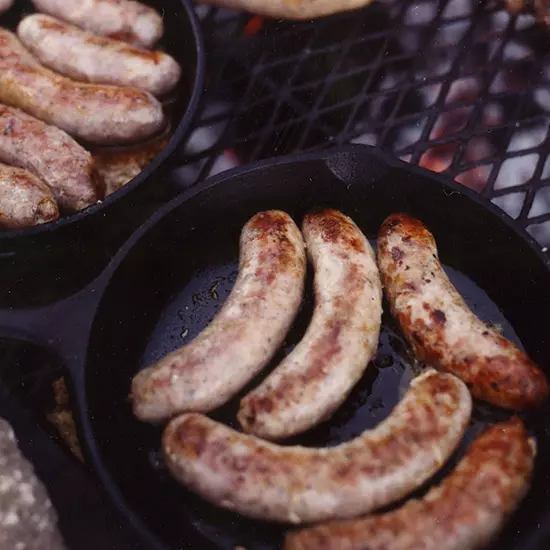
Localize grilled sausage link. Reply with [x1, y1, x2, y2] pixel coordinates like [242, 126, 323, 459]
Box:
[163, 370, 472, 524]
[0, 163, 59, 228]
[239, 210, 382, 440]
[284, 417, 535, 550]
[377, 213, 548, 410]
[30, 0, 163, 48]
[0, 0, 12, 16]
[18, 15, 181, 97]
[0, 29, 164, 145]
[195, 0, 375, 20]
[132, 211, 307, 423]
[0, 104, 97, 211]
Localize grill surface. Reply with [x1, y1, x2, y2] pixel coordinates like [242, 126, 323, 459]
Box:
[183, 0, 550, 253]
[1, 0, 550, 539]
[5, 0, 550, 447]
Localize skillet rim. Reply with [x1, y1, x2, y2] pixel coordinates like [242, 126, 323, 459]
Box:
[72, 143, 550, 550]
[0, 0, 206, 243]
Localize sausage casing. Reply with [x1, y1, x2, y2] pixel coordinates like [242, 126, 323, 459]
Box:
[0, 0, 12, 16]
[0, 163, 59, 228]
[377, 213, 548, 410]
[239, 209, 383, 440]
[30, 0, 163, 48]
[132, 211, 307, 422]
[0, 104, 97, 211]
[18, 15, 181, 97]
[0, 29, 164, 145]
[163, 370, 472, 524]
[195, 0, 376, 20]
[284, 417, 535, 550]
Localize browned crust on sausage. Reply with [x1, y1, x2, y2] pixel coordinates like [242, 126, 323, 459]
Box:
[162, 370, 472, 523]
[284, 417, 535, 550]
[0, 163, 59, 228]
[0, 29, 164, 144]
[131, 210, 307, 421]
[377, 213, 548, 410]
[0, 104, 98, 211]
[239, 209, 382, 439]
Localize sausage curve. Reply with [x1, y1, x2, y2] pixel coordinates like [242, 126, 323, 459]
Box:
[0, 104, 97, 211]
[31, 0, 163, 48]
[284, 416, 535, 550]
[132, 210, 307, 422]
[0, 163, 59, 228]
[163, 369, 472, 524]
[377, 213, 548, 410]
[239, 209, 383, 440]
[18, 14, 180, 96]
[0, 29, 164, 144]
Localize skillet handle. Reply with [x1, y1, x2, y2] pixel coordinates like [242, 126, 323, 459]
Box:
[0, 284, 102, 386]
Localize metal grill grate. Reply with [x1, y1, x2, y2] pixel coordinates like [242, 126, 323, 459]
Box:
[181, 0, 550, 254]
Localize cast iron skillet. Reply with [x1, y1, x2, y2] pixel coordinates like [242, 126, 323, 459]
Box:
[1, 144, 550, 550]
[0, 0, 205, 250]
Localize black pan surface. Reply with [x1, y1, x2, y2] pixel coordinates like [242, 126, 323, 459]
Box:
[1, 145, 549, 550]
[0, 0, 205, 248]
[74, 145, 550, 550]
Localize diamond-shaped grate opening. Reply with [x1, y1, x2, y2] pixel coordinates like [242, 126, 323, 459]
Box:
[184, 0, 550, 255]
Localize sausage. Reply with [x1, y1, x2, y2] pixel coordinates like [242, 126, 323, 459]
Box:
[377, 213, 549, 410]
[0, 0, 12, 16]
[194, 0, 375, 20]
[284, 416, 535, 550]
[17, 15, 181, 97]
[30, 0, 163, 48]
[132, 211, 307, 423]
[0, 104, 97, 211]
[0, 163, 59, 228]
[0, 29, 165, 145]
[238, 209, 383, 440]
[162, 369, 472, 524]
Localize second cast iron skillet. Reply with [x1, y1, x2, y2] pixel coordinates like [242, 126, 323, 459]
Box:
[0, 0, 205, 251]
[0, 144, 549, 550]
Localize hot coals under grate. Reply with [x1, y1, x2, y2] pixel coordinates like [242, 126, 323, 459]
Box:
[181, 0, 550, 254]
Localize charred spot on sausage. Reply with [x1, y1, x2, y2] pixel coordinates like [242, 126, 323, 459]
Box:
[387, 219, 401, 229]
[431, 310, 446, 325]
[391, 247, 404, 261]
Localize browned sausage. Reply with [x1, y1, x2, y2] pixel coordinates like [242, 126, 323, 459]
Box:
[0, 0, 12, 16]
[163, 370, 472, 524]
[284, 417, 535, 550]
[0, 163, 58, 228]
[194, 0, 376, 20]
[377, 213, 548, 410]
[0, 29, 164, 145]
[0, 104, 97, 211]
